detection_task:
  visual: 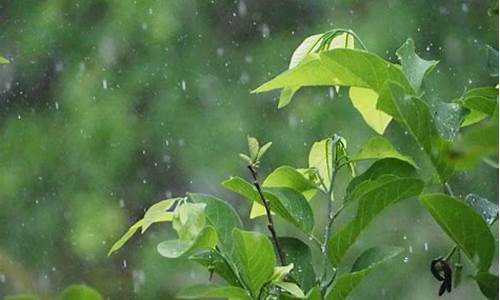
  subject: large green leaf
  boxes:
[176,284,251,300]
[249,166,318,218]
[189,249,242,287]
[108,219,143,256]
[253,48,412,94]
[420,194,495,271]
[157,226,218,259]
[222,177,314,232]
[395,39,438,92]
[474,272,499,300]
[326,247,402,300]
[57,285,103,300]
[279,237,316,292]
[141,198,179,233]
[377,81,454,182]
[328,159,423,266]
[351,136,416,167]
[189,193,242,251]
[231,229,276,298]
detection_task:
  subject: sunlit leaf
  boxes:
[396,38,438,91]
[141,198,179,233]
[177,284,251,300]
[349,87,391,134]
[108,219,143,256]
[351,136,416,167]
[5,295,39,300]
[326,247,402,300]
[308,138,333,191]
[231,229,276,298]
[157,226,218,259]
[172,202,207,241]
[0,56,9,64]
[420,194,495,271]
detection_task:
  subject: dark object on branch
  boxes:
[431,257,453,296]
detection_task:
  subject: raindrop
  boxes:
[408,245,413,254]
[55,101,59,110]
[424,242,429,251]
[102,79,108,90]
[261,23,270,38]
[403,257,409,263]
[181,80,186,91]
[123,259,128,269]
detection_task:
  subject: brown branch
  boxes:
[247,165,286,266]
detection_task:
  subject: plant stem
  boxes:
[248,165,287,266]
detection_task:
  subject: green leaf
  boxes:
[157,226,218,259]
[231,229,276,298]
[351,136,416,167]
[279,288,321,300]
[308,138,333,191]
[449,107,498,169]
[461,109,488,127]
[279,86,301,108]
[329,159,423,266]
[326,247,402,300]
[172,202,207,241]
[464,194,499,225]
[271,263,294,283]
[189,249,242,287]
[349,87,392,134]
[486,45,498,77]
[0,56,9,64]
[377,81,454,182]
[289,34,324,69]
[188,193,242,251]
[262,187,314,233]
[474,272,499,300]
[459,87,498,116]
[275,282,305,298]
[141,198,179,233]
[279,237,316,292]
[253,48,412,94]
[58,285,103,300]
[177,284,251,300]
[263,165,318,202]
[420,194,495,271]
[108,219,143,256]
[257,141,273,161]
[222,177,315,232]
[396,39,438,91]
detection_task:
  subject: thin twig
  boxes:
[248,165,286,266]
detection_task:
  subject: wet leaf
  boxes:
[157,226,218,259]
[231,229,276,298]
[177,284,251,300]
[326,247,402,300]
[279,237,316,292]
[172,202,207,241]
[351,136,416,167]
[189,249,242,287]
[464,194,498,225]
[396,38,438,91]
[420,194,495,271]
[141,198,179,233]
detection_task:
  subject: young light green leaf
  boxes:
[58,285,103,300]
[172,202,207,241]
[420,194,495,271]
[108,219,143,256]
[275,282,305,298]
[289,34,323,69]
[0,56,9,64]
[396,39,438,91]
[247,136,260,161]
[176,284,251,300]
[188,193,242,251]
[329,159,423,266]
[461,109,489,127]
[271,263,294,283]
[464,194,499,225]
[239,153,253,165]
[326,247,402,300]
[279,87,301,108]
[253,48,412,94]
[279,237,316,292]
[308,138,333,191]
[157,226,218,259]
[349,87,392,134]
[231,229,276,298]
[189,249,242,287]
[377,81,454,182]
[473,272,499,300]
[257,141,273,161]
[279,288,321,300]
[5,295,39,300]
[264,166,317,199]
[351,136,416,167]
[141,198,179,233]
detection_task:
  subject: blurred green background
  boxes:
[0,1,497,299]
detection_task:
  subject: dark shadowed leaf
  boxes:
[279,237,316,292]
[189,249,241,287]
[464,194,499,225]
[474,272,499,300]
